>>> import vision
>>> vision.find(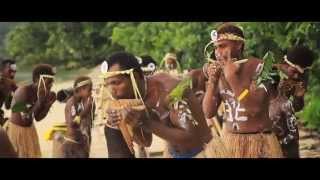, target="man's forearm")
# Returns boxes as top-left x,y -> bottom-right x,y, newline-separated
144,117 -> 194,145
133,127 -> 152,147
203,82 -> 219,118
79,108 -> 90,119
293,96 -> 304,112
33,102 -> 52,121
79,104 -> 94,119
